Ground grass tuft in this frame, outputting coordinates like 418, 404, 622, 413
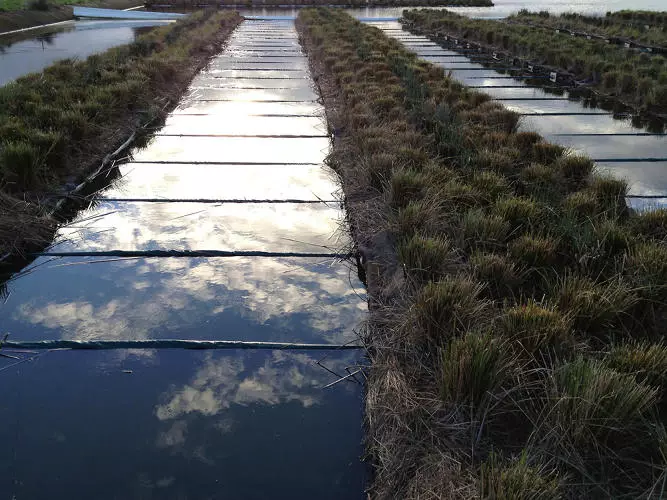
479, 453, 562, 500
554, 275, 638, 334
462, 209, 510, 250
398, 233, 455, 283
498, 301, 571, 355
606, 341, 667, 392
632, 208, 667, 240
546, 358, 658, 445
509, 234, 558, 268
469, 251, 522, 298
438, 332, 512, 408
494, 196, 542, 230
413, 277, 488, 342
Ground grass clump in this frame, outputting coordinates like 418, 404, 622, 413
494, 196, 542, 230
534, 359, 661, 493
438, 332, 512, 408
479, 453, 562, 500
554, 275, 638, 335
606, 341, 667, 391
462, 209, 509, 250
469, 251, 522, 298
413, 277, 487, 342
498, 302, 571, 355
398, 233, 455, 283
509, 234, 558, 268
632, 208, 667, 240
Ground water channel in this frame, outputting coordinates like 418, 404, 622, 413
0, 20, 368, 499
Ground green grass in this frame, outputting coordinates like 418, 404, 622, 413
0, 0, 140, 11
512, 10, 667, 49
298, 8, 667, 498
0, 0, 25, 10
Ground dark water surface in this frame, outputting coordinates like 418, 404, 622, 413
0, 20, 367, 499
0, 348, 364, 499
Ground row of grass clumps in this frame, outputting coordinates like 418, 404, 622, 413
297, 8, 667, 499
402, 9, 667, 114
610, 10, 667, 26
0, 10, 241, 258
148, 0, 492, 7
0, 5, 71, 33
510, 10, 667, 50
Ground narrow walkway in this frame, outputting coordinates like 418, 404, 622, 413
0, 20, 366, 499
371, 21, 667, 210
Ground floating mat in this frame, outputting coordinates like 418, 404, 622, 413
131, 136, 329, 164
47, 201, 347, 253
0, 256, 365, 343
0, 348, 365, 499
99, 163, 338, 201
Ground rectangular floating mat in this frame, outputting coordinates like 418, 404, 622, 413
0, 349, 365, 498
202, 69, 310, 79
467, 87, 555, 99
157, 114, 326, 137
189, 77, 312, 90
595, 161, 667, 197
500, 99, 611, 115
519, 114, 640, 136
98, 163, 338, 201
172, 100, 321, 116
130, 136, 329, 164
551, 135, 667, 160
209, 61, 307, 71
184, 87, 318, 102
47, 201, 348, 254
0, 256, 364, 343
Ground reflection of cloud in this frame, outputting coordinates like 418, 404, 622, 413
155, 350, 358, 422
157, 420, 188, 448
151, 350, 363, 457
52, 201, 348, 253
19, 300, 130, 340
13, 257, 366, 344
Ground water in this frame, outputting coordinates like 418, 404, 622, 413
0, 20, 367, 498
0, 348, 364, 499
233, 0, 666, 20
2, 0, 661, 86
0, 20, 171, 87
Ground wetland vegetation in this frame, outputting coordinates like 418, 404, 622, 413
0, 10, 241, 259
298, 7, 667, 498
511, 10, 667, 49
402, 9, 667, 116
